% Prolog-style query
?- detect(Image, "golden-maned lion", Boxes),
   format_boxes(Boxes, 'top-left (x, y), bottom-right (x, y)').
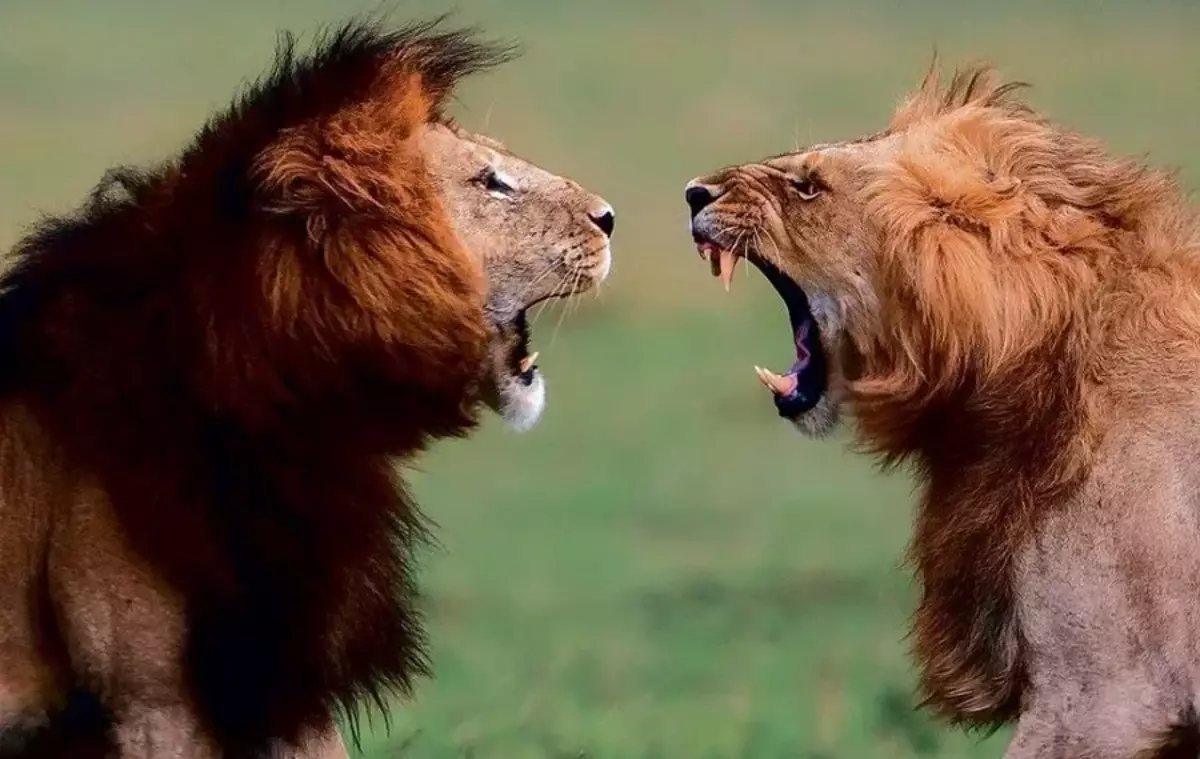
top-left (0, 18), bottom-right (614, 759)
top-left (684, 62), bottom-right (1200, 757)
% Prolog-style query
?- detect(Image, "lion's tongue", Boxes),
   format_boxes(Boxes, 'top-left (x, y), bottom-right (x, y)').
top-left (754, 319), bottom-right (814, 399)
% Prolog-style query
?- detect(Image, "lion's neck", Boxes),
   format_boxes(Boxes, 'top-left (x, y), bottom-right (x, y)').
top-left (854, 340), bottom-right (1097, 726)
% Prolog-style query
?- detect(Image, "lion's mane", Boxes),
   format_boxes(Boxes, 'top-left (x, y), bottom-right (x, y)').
top-left (0, 18), bottom-right (513, 754)
top-left (852, 63), bottom-right (1200, 726)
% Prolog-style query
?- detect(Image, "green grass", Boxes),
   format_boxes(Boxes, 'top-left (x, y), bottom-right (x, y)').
top-left (2, 1), bottom-right (1198, 756)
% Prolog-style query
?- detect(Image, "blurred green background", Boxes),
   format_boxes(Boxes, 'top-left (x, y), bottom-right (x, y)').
top-left (1, 1), bottom-right (1196, 757)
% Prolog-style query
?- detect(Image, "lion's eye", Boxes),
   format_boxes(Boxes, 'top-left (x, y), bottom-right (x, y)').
top-left (480, 169), bottom-right (514, 196)
top-left (790, 177), bottom-right (821, 201)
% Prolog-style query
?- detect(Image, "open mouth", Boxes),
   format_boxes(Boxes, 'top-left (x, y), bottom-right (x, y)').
top-left (694, 232), bottom-right (827, 419)
top-left (506, 308), bottom-right (540, 386)
top-left (484, 289), bottom-right (578, 433)
top-left (483, 245), bottom-right (611, 434)
top-left (482, 304), bottom-right (549, 434)
top-left (494, 280), bottom-right (598, 388)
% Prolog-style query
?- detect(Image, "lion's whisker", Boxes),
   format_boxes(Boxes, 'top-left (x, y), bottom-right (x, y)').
top-left (545, 268), bottom-right (582, 350)
top-left (482, 97), bottom-right (497, 132)
top-left (508, 259), bottom-right (563, 304)
top-left (529, 298), bottom-right (553, 328)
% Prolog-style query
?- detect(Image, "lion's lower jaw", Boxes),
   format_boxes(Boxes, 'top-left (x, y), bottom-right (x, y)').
top-left (789, 393), bottom-right (841, 438)
top-left (496, 371), bottom-right (546, 433)
top-left (786, 295), bottom-right (844, 439)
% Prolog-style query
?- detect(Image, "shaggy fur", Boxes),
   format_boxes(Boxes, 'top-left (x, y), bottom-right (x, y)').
top-left (859, 66), bottom-right (1198, 730)
top-left (686, 61), bottom-right (1200, 756)
top-left (0, 18), bottom-right (513, 757)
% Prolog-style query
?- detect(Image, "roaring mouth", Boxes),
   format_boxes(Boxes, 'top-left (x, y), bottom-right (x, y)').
top-left (694, 231), bottom-right (827, 419)
top-left (485, 275), bottom-right (603, 434)
top-left (505, 307), bottom-right (540, 386)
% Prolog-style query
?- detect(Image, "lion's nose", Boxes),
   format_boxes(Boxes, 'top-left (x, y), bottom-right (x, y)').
top-left (589, 207), bottom-right (615, 238)
top-left (685, 182), bottom-right (721, 218)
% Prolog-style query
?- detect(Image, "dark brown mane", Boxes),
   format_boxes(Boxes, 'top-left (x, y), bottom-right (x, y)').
top-left (851, 63), bottom-right (1198, 728)
top-left (0, 17), bottom-right (513, 754)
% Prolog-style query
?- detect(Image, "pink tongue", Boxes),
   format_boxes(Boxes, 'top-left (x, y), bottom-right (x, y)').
top-left (773, 371), bottom-right (799, 397)
top-left (774, 321), bottom-right (813, 399)
top-left (793, 320), bottom-right (813, 367)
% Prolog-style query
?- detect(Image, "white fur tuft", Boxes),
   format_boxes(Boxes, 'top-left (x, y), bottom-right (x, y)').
top-left (499, 371), bottom-right (546, 433)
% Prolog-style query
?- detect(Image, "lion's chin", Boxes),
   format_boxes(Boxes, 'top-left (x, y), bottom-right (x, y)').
top-left (482, 307), bottom-right (549, 433)
top-left (785, 390), bottom-right (841, 437)
top-left (487, 369), bottom-right (547, 433)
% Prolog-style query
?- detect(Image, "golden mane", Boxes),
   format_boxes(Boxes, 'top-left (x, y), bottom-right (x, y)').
top-left (0, 18), bottom-right (515, 755)
top-left (849, 63), bottom-right (1200, 725)
top-left (890, 59), bottom-right (1034, 129)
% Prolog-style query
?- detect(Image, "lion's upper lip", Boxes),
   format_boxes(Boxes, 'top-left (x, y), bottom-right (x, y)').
top-left (496, 268), bottom-right (600, 316)
top-left (692, 228), bottom-right (742, 288)
top-left (691, 226), bottom-right (722, 252)
top-left (487, 288), bottom-right (567, 326)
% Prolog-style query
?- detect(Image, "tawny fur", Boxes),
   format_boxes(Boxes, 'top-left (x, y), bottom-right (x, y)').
top-left (860, 66), bottom-right (1199, 732)
top-left (0, 18), bottom-right (511, 758)
top-left (687, 61), bottom-right (1200, 757)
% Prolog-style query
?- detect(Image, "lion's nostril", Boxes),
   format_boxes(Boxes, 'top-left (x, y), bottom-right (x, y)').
top-left (685, 184), bottom-right (719, 218)
top-left (589, 209), bottom-right (615, 238)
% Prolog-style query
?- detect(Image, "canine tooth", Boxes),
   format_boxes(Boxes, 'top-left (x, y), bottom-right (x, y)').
top-left (753, 366), bottom-right (775, 393)
top-left (719, 249), bottom-right (739, 292)
top-left (519, 351), bottom-right (539, 374)
top-left (755, 367), bottom-right (794, 396)
top-left (754, 366), bottom-right (773, 391)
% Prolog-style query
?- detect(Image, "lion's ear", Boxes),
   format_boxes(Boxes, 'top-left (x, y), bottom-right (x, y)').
top-left (254, 135), bottom-right (392, 225)
top-left (251, 71), bottom-right (438, 235)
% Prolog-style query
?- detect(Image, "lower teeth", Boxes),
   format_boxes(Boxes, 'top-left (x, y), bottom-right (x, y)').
top-left (518, 351), bottom-right (539, 375)
top-left (754, 366), bottom-right (798, 398)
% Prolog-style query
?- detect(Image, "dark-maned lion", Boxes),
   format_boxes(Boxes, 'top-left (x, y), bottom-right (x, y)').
top-left (0, 18), bottom-right (614, 759)
top-left (684, 62), bottom-right (1200, 757)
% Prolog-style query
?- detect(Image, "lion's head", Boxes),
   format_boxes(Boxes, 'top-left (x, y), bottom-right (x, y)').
top-left (683, 137), bottom-right (869, 437)
top-left (420, 122), bottom-right (613, 432)
top-left (167, 18), bottom-right (611, 442)
top-left (683, 62), bottom-right (1176, 443)
top-left (684, 118), bottom-right (893, 436)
